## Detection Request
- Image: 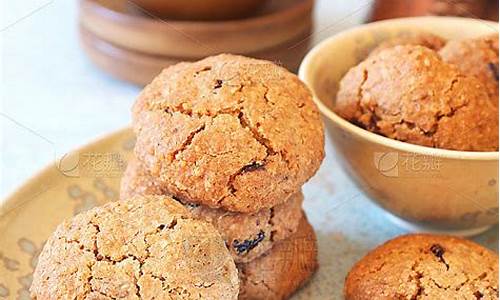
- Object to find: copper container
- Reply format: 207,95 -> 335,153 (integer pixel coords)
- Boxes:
370,0 -> 497,22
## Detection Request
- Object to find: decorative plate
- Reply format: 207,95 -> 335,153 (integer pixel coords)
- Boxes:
0,128 -> 497,299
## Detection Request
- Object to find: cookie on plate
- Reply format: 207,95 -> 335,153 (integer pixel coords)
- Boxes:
345,234 -> 499,300
132,54 -> 324,213
238,214 -> 318,300
370,32 -> 446,56
30,195 -> 239,300
336,45 -> 499,151
120,157 -> 304,263
440,34 -> 499,103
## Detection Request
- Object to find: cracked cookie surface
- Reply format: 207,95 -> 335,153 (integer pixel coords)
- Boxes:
440,34 -> 499,104
132,54 -> 324,213
238,213 -> 318,300
336,45 -> 499,151
370,32 -> 446,56
30,195 -> 239,300
120,157 -> 304,263
344,234 -> 499,300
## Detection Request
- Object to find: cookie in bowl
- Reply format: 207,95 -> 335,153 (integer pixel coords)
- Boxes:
132,54 -> 324,213
440,34 -> 499,103
370,32 -> 446,55
345,234 -> 499,300
299,17 -> 499,234
335,45 -> 499,151
30,195 -> 239,300
120,157 -> 304,263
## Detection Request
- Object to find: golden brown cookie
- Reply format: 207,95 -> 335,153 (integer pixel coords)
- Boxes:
336,45 -> 499,151
370,32 -> 446,55
120,157 -> 304,263
30,195 -> 239,300
238,214 -> 318,300
345,234 -> 499,300
132,54 -> 324,213
440,34 -> 499,103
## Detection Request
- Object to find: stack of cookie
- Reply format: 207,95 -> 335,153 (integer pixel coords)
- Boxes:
121,54 -> 325,299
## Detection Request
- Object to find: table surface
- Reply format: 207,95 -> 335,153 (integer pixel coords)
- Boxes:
1,1 -> 498,298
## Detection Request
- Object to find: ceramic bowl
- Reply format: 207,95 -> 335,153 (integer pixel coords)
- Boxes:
131,0 -> 268,20
299,17 -> 499,236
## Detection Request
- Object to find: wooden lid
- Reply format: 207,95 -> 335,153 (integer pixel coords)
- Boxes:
79,0 -> 314,58
130,0 -> 268,21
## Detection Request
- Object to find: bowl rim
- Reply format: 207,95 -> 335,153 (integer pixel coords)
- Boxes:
299,16 -> 499,161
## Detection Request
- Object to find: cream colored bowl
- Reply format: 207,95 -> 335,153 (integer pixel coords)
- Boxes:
299,17 -> 499,236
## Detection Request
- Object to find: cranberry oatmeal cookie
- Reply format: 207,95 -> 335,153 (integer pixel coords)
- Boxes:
132,54 -> 324,213
120,157 -> 304,263
238,214 -> 318,300
336,45 -> 499,151
345,234 -> 499,300
440,34 -> 499,103
30,195 -> 239,300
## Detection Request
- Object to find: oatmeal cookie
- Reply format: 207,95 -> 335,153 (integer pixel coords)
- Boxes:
440,34 -> 499,103
30,195 -> 239,300
345,234 -> 499,300
238,214 -> 318,300
336,45 -> 499,151
120,157 -> 304,263
370,32 -> 446,55
132,54 -> 324,213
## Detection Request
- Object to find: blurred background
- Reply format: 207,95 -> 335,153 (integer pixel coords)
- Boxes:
1,0 -> 498,198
